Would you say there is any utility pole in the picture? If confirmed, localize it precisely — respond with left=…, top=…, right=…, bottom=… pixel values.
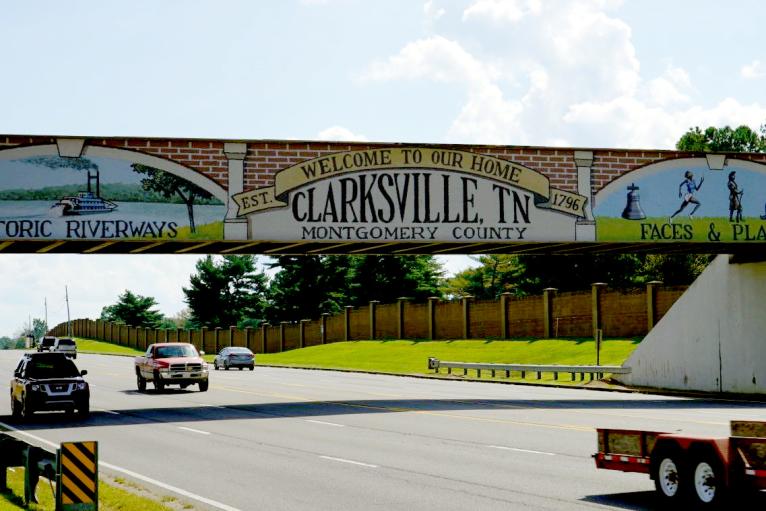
left=65, top=286, right=71, bottom=337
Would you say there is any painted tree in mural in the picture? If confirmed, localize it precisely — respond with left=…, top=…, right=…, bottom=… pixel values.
left=184, top=255, right=268, bottom=328
left=131, top=164, right=213, bottom=233
left=676, top=124, right=766, bottom=152
left=100, top=290, right=165, bottom=328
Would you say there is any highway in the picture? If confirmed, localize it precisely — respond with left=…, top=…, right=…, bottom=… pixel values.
left=1, top=351, right=765, bottom=510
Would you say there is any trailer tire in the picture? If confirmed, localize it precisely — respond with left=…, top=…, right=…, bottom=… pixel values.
left=652, top=448, right=685, bottom=503
left=688, top=452, right=726, bottom=507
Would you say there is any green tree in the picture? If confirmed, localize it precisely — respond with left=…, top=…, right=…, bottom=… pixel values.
left=32, top=318, right=47, bottom=341
left=184, top=255, right=268, bottom=328
left=445, top=255, right=522, bottom=299
left=345, top=255, right=444, bottom=305
left=265, top=255, right=351, bottom=323
left=676, top=124, right=765, bottom=152
left=131, top=164, right=214, bottom=233
left=100, top=290, right=165, bottom=328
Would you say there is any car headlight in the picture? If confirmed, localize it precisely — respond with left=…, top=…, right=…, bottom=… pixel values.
left=76, top=382, right=87, bottom=390
left=30, top=384, right=40, bottom=391
left=201, top=363, right=208, bottom=370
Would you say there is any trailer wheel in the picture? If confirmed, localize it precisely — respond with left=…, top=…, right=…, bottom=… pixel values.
left=652, top=449, right=684, bottom=502
left=688, top=453, right=725, bottom=507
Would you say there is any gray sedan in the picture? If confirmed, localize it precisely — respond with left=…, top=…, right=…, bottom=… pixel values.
left=213, top=347, right=255, bottom=371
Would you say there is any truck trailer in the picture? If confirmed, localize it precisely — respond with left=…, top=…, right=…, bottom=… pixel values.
left=594, top=420, right=766, bottom=506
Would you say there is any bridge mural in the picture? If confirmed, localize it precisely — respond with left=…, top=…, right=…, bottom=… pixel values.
left=1, top=135, right=765, bottom=253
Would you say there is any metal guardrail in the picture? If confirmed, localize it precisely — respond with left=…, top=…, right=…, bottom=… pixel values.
left=0, top=432, right=98, bottom=510
left=427, top=357, right=630, bottom=382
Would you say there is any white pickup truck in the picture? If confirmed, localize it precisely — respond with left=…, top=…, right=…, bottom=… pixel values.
left=52, top=337, right=77, bottom=359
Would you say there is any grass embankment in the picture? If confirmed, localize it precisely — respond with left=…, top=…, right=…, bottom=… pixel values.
left=0, top=467, right=189, bottom=511
left=73, top=336, right=640, bottom=385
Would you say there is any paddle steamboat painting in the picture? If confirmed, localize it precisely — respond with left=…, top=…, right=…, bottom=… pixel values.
left=0, top=153, right=225, bottom=241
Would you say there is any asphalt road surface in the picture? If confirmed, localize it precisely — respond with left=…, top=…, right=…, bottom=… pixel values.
left=1, top=351, right=765, bottom=510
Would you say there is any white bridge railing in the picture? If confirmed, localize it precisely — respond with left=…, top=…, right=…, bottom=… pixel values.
left=427, top=357, right=630, bottom=382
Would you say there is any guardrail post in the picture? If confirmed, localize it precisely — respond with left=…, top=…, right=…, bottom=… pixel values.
left=462, top=295, right=473, bottom=339
left=591, top=282, right=607, bottom=338
left=428, top=297, right=439, bottom=340
left=543, top=288, right=557, bottom=338
left=500, top=292, right=512, bottom=339
left=369, top=300, right=379, bottom=340
left=397, top=297, right=409, bottom=339
left=646, top=280, right=663, bottom=332
left=344, top=306, right=354, bottom=341
left=321, top=313, right=329, bottom=344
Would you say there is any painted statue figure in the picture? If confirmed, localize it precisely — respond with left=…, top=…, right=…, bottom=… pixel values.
left=669, top=170, right=704, bottom=222
left=727, top=171, right=743, bottom=222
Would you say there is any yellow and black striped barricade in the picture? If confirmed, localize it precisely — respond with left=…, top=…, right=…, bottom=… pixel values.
left=56, top=441, right=98, bottom=511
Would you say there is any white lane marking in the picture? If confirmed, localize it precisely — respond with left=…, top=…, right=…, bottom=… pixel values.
left=0, top=421, right=240, bottom=511
left=200, top=403, right=226, bottom=409
left=305, top=419, right=345, bottom=427
left=178, top=426, right=211, bottom=435
left=488, top=445, right=556, bottom=456
left=97, top=409, right=120, bottom=415
left=319, top=455, right=378, bottom=468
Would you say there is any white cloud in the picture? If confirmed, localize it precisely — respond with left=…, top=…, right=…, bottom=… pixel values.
left=424, top=1, right=445, bottom=22
left=463, top=0, right=542, bottom=23
left=317, top=126, right=369, bottom=142
left=361, top=1, right=765, bottom=149
left=741, top=60, right=765, bottom=79
left=646, top=66, right=692, bottom=107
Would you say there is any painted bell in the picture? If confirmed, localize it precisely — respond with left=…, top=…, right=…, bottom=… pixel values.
left=621, top=183, right=646, bottom=220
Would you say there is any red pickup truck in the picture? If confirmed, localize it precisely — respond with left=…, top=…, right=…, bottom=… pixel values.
left=135, top=343, right=209, bottom=392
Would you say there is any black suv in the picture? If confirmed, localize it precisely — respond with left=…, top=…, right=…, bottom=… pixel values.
left=10, top=353, right=89, bottom=419
left=37, top=336, right=56, bottom=352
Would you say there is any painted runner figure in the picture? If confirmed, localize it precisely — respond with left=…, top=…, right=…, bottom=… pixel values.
left=669, top=170, right=704, bottom=222
left=727, top=171, right=743, bottom=222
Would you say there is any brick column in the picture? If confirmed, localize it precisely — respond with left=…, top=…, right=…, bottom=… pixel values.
left=428, top=297, right=439, bottom=340
left=201, top=327, right=208, bottom=353
left=279, top=322, right=287, bottom=352
left=397, top=297, right=409, bottom=339
left=500, top=292, right=512, bottom=339
left=229, top=326, right=235, bottom=347
left=223, top=142, right=248, bottom=240
left=261, top=323, right=269, bottom=353
left=574, top=150, right=595, bottom=241
left=344, top=306, right=354, bottom=341
left=462, top=296, right=473, bottom=339
left=646, top=280, right=663, bottom=332
left=321, top=313, right=329, bottom=344
left=369, top=301, right=379, bottom=340
left=245, top=327, right=252, bottom=350
left=543, top=288, right=557, bottom=338
left=591, top=282, right=607, bottom=338
left=300, top=320, right=309, bottom=348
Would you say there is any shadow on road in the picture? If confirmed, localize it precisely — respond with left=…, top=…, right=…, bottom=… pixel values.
left=2, top=394, right=763, bottom=431
left=582, top=489, right=766, bottom=510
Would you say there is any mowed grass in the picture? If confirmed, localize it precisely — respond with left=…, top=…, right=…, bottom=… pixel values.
left=0, top=467, right=184, bottom=511
left=68, top=336, right=640, bottom=385
left=256, top=338, right=640, bottom=384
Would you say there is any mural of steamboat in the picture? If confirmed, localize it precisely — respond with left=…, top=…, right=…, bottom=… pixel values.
left=51, top=170, right=117, bottom=216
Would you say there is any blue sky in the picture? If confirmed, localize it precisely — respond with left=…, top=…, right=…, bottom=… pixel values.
left=1, top=0, right=765, bottom=336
